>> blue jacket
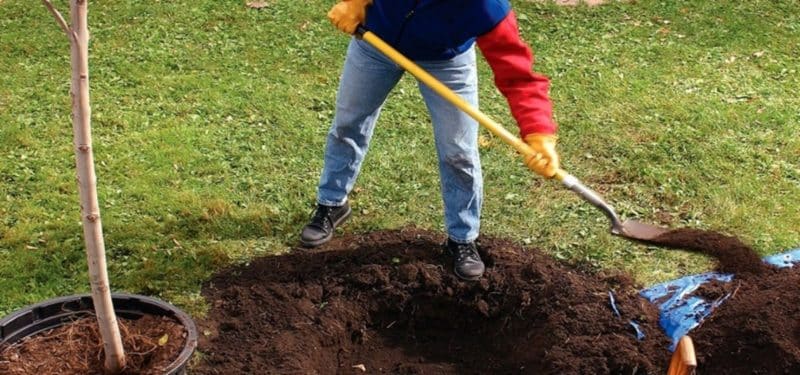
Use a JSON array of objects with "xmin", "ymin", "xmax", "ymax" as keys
[{"xmin": 365, "ymin": 0, "xmax": 512, "ymax": 60}]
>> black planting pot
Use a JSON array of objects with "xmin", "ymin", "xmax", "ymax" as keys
[{"xmin": 0, "ymin": 293, "xmax": 198, "ymax": 375}]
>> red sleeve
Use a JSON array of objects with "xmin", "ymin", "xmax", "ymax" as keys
[{"xmin": 476, "ymin": 11, "xmax": 556, "ymax": 137}]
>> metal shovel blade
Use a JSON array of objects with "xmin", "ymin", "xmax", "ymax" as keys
[{"xmin": 614, "ymin": 219, "xmax": 669, "ymax": 242}]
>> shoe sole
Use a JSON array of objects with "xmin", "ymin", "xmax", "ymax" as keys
[
  {"xmin": 453, "ymin": 269, "xmax": 482, "ymax": 281},
  {"xmin": 299, "ymin": 206, "xmax": 352, "ymax": 248}
]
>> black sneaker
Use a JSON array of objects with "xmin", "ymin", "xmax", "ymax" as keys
[
  {"xmin": 299, "ymin": 202, "xmax": 352, "ymax": 247},
  {"xmin": 445, "ymin": 239, "xmax": 485, "ymax": 281}
]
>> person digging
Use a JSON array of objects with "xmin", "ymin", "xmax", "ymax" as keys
[{"xmin": 300, "ymin": 0, "xmax": 560, "ymax": 281}]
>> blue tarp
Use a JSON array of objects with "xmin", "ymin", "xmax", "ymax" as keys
[{"xmin": 639, "ymin": 248, "xmax": 800, "ymax": 350}]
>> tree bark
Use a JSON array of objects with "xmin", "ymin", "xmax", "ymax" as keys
[{"xmin": 64, "ymin": 0, "xmax": 127, "ymax": 372}]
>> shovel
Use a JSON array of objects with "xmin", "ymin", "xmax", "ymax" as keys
[{"xmin": 354, "ymin": 26, "xmax": 667, "ymax": 243}]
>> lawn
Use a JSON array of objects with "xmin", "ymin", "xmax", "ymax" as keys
[{"xmin": 0, "ymin": 0, "xmax": 798, "ymax": 316}]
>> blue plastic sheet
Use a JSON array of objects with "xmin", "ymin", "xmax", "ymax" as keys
[
  {"xmin": 608, "ymin": 291, "xmax": 647, "ymax": 340},
  {"xmin": 638, "ymin": 248, "xmax": 800, "ymax": 350},
  {"xmin": 608, "ymin": 291, "xmax": 621, "ymax": 318},
  {"xmin": 640, "ymin": 272, "xmax": 733, "ymax": 350},
  {"xmin": 763, "ymin": 248, "xmax": 800, "ymax": 268},
  {"xmin": 629, "ymin": 320, "xmax": 645, "ymax": 341}
]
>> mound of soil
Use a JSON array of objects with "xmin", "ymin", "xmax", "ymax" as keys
[
  {"xmin": 647, "ymin": 229, "xmax": 769, "ymax": 276},
  {"xmin": 193, "ymin": 228, "xmax": 669, "ymax": 374},
  {"xmin": 648, "ymin": 228, "xmax": 799, "ymax": 373},
  {"xmin": 691, "ymin": 266, "xmax": 800, "ymax": 374},
  {"xmin": 0, "ymin": 315, "xmax": 186, "ymax": 375}
]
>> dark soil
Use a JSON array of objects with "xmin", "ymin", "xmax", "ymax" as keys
[
  {"xmin": 188, "ymin": 225, "xmax": 798, "ymax": 374},
  {"xmin": 0, "ymin": 315, "xmax": 186, "ymax": 375},
  {"xmin": 691, "ymin": 265, "xmax": 800, "ymax": 375},
  {"xmin": 691, "ymin": 279, "xmax": 735, "ymax": 302},
  {"xmin": 648, "ymin": 228, "xmax": 800, "ymax": 374},
  {"xmin": 193, "ymin": 228, "xmax": 669, "ymax": 374},
  {"xmin": 646, "ymin": 228, "xmax": 769, "ymax": 276}
]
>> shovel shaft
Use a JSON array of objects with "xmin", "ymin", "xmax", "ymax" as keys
[
  {"xmin": 559, "ymin": 174, "xmax": 624, "ymax": 234},
  {"xmin": 356, "ymin": 27, "xmax": 624, "ymax": 229}
]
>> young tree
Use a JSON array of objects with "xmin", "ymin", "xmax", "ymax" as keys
[{"xmin": 41, "ymin": 0, "xmax": 126, "ymax": 372}]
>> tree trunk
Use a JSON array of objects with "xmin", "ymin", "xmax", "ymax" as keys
[{"xmin": 68, "ymin": 0, "xmax": 127, "ymax": 372}]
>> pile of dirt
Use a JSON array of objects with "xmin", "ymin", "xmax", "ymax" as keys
[
  {"xmin": 691, "ymin": 266, "xmax": 800, "ymax": 374},
  {"xmin": 193, "ymin": 228, "xmax": 669, "ymax": 374},
  {"xmin": 647, "ymin": 228, "xmax": 769, "ymax": 276},
  {"xmin": 192, "ymin": 225, "xmax": 798, "ymax": 374},
  {"xmin": 0, "ymin": 315, "xmax": 186, "ymax": 375},
  {"xmin": 648, "ymin": 228, "xmax": 799, "ymax": 373}
]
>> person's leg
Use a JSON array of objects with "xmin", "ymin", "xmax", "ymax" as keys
[
  {"xmin": 302, "ymin": 38, "xmax": 403, "ymax": 247},
  {"xmin": 417, "ymin": 46, "xmax": 482, "ymax": 244},
  {"xmin": 417, "ymin": 47, "xmax": 485, "ymax": 279},
  {"xmin": 317, "ymin": 38, "xmax": 404, "ymax": 206}
]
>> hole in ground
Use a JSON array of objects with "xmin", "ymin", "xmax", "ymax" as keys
[{"xmin": 361, "ymin": 294, "xmax": 552, "ymax": 373}]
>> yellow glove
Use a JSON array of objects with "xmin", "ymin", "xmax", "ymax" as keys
[
  {"xmin": 327, "ymin": 0, "xmax": 372, "ymax": 34},
  {"xmin": 523, "ymin": 133, "xmax": 560, "ymax": 178}
]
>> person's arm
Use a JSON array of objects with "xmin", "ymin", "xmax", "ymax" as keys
[
  {"xmin": 476, "ymin": 11, "xmax": 555, "ymax": 136},
  {"xmin": 476, "ymin": 11, "xmax": 559, "ymax": 177}
]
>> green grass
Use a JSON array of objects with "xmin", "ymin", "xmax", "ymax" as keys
[{"xmin": 1, "ymin": 0, "xmax": 798, "ymax": 316}]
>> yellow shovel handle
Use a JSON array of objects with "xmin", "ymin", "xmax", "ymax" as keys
[{"xmin": 358, "ymin": 27, "xmax": 567, "ymax": 182}]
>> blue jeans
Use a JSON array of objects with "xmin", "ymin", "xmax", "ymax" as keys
[{"xmin": 317, "ymin": 38, "xmax": 482, "ymax": 243}]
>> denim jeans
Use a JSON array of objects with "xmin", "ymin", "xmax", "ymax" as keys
[{"xmin": 317, "ymin": 38, "xmax": 482, "ymax": 243}]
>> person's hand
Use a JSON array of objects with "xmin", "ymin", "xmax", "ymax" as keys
[
  {"xmin": 523, "ymin": 133, "xmax": 560, "ymax": 178},
  {"xmin": 327, "ymin": 0, "xmax": 372, "ymax": 34}
]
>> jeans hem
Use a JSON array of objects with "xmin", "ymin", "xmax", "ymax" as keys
[
  {"xmin": 447, "ymin": 235, "xmax": 478, "ymax": 244},
  {"xmin": 317, "ymin": 198, "xmax": 348, "ymax": 207}
]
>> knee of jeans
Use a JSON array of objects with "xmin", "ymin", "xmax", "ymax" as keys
[
  {"xmin": 330, "ymin": 116, "xmax": 371, "ymax": 142},
  {"xmin": 327, "ymin": 129, "xmax": 366, "ymax": 164},
  {"xmin": 329, "ymin": 127, "xmax": 357, "ymax": 145},
  {"xmin": 329, "ymin": 126, "xmax": 345, "ymax": 140},
  {"xmin": 443, "ymin": 153, "xmax": 481, "ymax": 187}
]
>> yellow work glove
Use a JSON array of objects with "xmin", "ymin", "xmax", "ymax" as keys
[
  {"xmin": 327, "ymin": 0, "xmax": 372, "ymax": 34},
  {"xmin": 523, "ymin": 133, "xmax": 560, "ymax": 178}
]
